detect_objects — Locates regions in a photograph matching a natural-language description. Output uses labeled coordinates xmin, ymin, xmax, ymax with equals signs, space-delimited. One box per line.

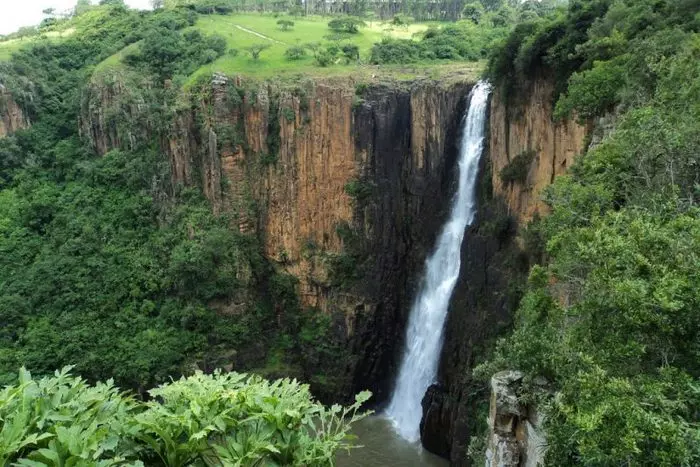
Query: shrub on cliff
xmin=499 ymin=149 xmax=536 ymax=184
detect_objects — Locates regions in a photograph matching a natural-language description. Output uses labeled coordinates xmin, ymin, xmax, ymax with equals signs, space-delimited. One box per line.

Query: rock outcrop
xmin=0 ymin=86 xmax=30 ymax=137
xmin=489 ymin=79 xmax=589 ymax=223
xmin=80 ymin=70 xmax=473 ymax=403
xmin=485 ymin=371 xmax=546 ymax=467
xmin=421 ymin=77 xmax=590 ymax=465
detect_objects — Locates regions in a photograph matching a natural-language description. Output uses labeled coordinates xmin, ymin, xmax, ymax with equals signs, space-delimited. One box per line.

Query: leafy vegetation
xmin=479 ymin=0 xmax=700 ymax=465
xmin=0 ymin=3 xmax=363 ymax=396
xmin=245 ymin=43 xmax=271 ymax=60
xmin=327 ymin=17 xmax=366 ymax=34
xmin=499 ymin=149 xmax=536 ymax=184
xmin=277 ymin=19 xmax=295 ymax=31
xmin=0 ymin=367 xmax=371 ymax=465
xmin=124 ymin=28 xmax=226 ymax=80
xmin=370 ymin=1 xmax=559 ymax=65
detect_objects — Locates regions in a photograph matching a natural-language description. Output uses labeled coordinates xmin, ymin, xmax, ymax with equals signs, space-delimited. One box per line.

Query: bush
xmin=370 ymin=38 xmax=422 ymax=64
xmin=284 ymin=45 xmax=306 ymax=60
xmin=277 ymin=19 xmax=294 ymax=30
xmin=327 ymin=17 xmax=366 ymax=34
xmin=0 ymin=367 xmax=372 ymax=465
xmin=245 ymin=43 xmax=271 ymax=60
xmin=554 ymin=57 xmax=627 ymax=121
xmin=499 ymin=149 xmax=536 ymax=184
xmin=341 ymin=44 xmax=360 ymax=63
xmin=344 ymin=178 xmax=373 ymax=202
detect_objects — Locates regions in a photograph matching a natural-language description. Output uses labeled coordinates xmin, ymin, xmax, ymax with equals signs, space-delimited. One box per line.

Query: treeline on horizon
xmin=1 ymin=0 xmax=568 ymax=42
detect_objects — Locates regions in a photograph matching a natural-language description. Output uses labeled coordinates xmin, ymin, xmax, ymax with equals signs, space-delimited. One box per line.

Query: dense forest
xmin=0 ymin=0 xmax=699 ymax=465
xmin=477 ymin=0 xmax=700 ymax=465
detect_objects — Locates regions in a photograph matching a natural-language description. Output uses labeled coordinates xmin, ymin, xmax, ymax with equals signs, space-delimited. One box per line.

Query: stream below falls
xmin=336 ymin=416 xmax=448 ymax=466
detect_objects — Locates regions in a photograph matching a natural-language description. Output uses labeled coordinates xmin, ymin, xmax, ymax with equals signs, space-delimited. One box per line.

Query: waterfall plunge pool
xmin=336 ymin=416 xmax=448 ymax=467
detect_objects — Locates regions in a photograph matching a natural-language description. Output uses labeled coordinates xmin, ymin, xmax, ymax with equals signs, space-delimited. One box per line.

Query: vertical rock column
xmin=486 ymin=371 xmax=547 ymax=467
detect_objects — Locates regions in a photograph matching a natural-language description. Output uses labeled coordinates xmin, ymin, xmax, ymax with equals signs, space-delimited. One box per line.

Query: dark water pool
xmin=336 ymin=416 xmax=448 ymax=467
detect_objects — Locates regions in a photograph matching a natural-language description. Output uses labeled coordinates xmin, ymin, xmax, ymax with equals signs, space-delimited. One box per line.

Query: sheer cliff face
xmin=489 ymin=79 xmax=588 ymax=222
xmin=81 ymin=72 xmax=472 ymax=402
xmin=0 ymin=88 xmax=30 ymax=137
xmin=422 ymin=78 xmax=589 ymax=466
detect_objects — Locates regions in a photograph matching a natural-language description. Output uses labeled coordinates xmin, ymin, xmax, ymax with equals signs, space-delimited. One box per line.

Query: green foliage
xmin=554 ymin=55 xmax=627 ymax=121
xmin=284 ymin=45 xmax=306 ymax=61
xmin=0 ymin=367 xmax=139 ymax=465
xmin=341 ymin=44 xmax=360 ymax=63
xmin=124 ymin=28 xmax=227 ymax=80
xmin=327 ymin=17 xmax=366 ymax=34
xmin=245 ymin=43 xmax=271 ymax=60
xmin=0 ymin=367 xmax=372 ymax=465
xmin=499 ymin=149 xmax=536 ymax=183
xmin=463 ymin=2 xmax=485 ymax=24
xmin=276 ymin=19 xmax=294 ymax=31
xmin=281 ymin=106 xmax=295 ymax=122
xmin=390 ymin=14 xmax=412 ymax=27
xmin=344 ymin=178 xmax=373 ymax=203
xmin=370 ymin=21 xmax=509 ymax=64
xmin=480 ymin=8 xmax=700 ymax=464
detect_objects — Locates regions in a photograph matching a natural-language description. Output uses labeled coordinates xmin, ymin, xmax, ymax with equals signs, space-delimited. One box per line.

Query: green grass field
xmin=0 ymin=29 xmax=76 ymax=61
xmin=187 ymin=14 xmax=440 ymax=80
xmin=92 ymin=13 xmax=456 ymax=82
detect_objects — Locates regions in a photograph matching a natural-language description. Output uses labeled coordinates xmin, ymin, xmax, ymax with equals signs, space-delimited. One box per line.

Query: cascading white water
xmin=385 ymin=81 xmax=491 ymax=442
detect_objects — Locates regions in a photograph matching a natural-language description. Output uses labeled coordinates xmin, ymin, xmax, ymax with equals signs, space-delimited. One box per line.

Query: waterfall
xmin=385 ymin=81 xmax=491 ymax=442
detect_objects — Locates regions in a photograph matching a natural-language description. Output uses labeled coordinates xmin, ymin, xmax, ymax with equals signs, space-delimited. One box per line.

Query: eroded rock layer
xmin=81 ymin=71 xmax=473 ymax=404
xmin=0 ymin=86 xmax=30 ymax=137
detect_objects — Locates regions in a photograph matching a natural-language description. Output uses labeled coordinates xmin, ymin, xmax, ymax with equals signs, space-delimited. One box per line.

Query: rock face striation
xmin=485 ymin=371 xmax=546 ymax=467
xmin=421 ymin=77 xmax=590 ymax=465
xmin=81 ymin=71 xmax=590 ymax=465
xmin=0 ymin=86 xmax=30 ymax=137
xmin=489 ymin=79 xmax=588 ymax=223
xmin=80 ymin=71 xmax=471 ymax=403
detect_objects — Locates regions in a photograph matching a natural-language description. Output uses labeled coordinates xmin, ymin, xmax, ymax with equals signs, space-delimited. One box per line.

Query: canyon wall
xmin=81 ymin=71 xmax=590 ymax=465
xmin=489 ymin=79 xmax=589 ymax=223
xmin=80 ymin=70 xmax=472 ymax=403
xmin=421 ymin=78 xmax=589 ymax=465
xmin=0 ymin=86 xmax=30 ymax=137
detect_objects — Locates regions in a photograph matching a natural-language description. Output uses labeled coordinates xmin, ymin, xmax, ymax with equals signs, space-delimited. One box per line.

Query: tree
xmin=288 ymin=5 xmax=304 ymax=17
xmin=277 ymin=19 xmax=295 ymax=31
xmin=463 ymin=2 xmax=485 ymax=23
xmin=284 ymin=45 xmax=306 ymax=60
xmin=341 ymin=44 xmax=360 ymax=63
xmin=390 ymin=14 xmax=412 ymax=28
xmin=328 ymin=17 xmax=366 ymax=34
xmin=245 ymin=43 xmax=271 ymax=60
xmin=74 ymin=0 xmax=92 ymax=15
xmin=151 ymin=0 xmax=165 ymax=8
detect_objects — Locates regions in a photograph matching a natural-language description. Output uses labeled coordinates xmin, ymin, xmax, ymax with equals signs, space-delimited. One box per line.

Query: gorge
xmin=1 ymin=67 xmax=587 ymax=465
xmin=76 ymin=70 xmax=589 ymax=465
xmin=3 ymin=1 xmax=698 ymax=464
xmin=386 ymin=81 xmax=490 ymax=443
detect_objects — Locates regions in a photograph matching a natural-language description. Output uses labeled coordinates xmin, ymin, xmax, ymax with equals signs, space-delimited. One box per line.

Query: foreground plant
xmin=0 ymin=367 xmax=372 ymax=466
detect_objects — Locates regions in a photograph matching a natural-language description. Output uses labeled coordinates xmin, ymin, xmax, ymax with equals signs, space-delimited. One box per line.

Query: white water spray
xmin=385 ymin=81 xmax=491 ymax=442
